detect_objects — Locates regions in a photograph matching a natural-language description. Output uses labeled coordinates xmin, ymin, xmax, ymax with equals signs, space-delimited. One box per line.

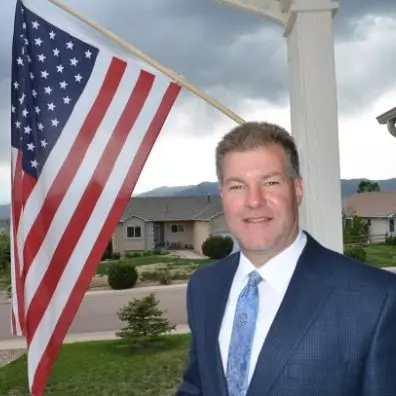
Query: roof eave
xmin=119 ymin=214 xmax=150 ymax=223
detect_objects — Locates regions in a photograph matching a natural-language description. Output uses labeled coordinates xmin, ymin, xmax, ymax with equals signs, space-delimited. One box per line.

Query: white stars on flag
xmin=11 ymin=3 xmax=97 ymax=178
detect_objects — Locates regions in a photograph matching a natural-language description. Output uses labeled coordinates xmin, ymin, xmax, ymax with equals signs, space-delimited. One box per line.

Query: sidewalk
xmin=84 ymin=282 xmax=187 ymax=297
xmin=0 ymin=282 xmax=187 ymax=305
xmin=0 ymin=324 xmax=190 ymax=351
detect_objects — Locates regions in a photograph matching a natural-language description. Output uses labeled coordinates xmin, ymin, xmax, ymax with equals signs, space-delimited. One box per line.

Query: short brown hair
xmin=215 ymin=121 xmax=300 ymax=183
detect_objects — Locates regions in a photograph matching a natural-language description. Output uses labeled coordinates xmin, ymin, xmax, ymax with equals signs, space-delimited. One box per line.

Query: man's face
xmin=219 ymin=145 xmax=303 ymax=262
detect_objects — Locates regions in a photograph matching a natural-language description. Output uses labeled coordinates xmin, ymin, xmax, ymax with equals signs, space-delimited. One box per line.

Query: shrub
xmin=0 ymin=235 xmax=11 ymax=271
xmin=159 ymin=269 xmax=172 ymax=285
xmin=172 ymin=271 xmax=190 ymax=280
xmin=107 ymin=260 xmax=138 ymax=290
xmin=111 ymin=252 xmax=121 ymax=260
xmin=202 ymin=235 xmax=234 ymax=259
xmin=116 ymin=293 xmax=176 ymax=346
xmin=140 ymin=271 xmax=160 ymax=282
xmin=344 ymin=244 xmax=367 ymax=262
xmin=125 ymin=252 xmax=138 ymax=258
xmin=101 ymin=239 xmax=113 ymax=261
xmin=385 ymin=233 xmax=396 ymax=245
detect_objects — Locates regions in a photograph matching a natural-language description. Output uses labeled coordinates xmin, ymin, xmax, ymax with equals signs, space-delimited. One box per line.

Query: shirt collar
xmin=236 ymin=229 xmax=307 ymax=294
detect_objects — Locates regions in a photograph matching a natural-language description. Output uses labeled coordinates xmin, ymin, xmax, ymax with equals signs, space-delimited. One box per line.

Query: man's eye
xmin=229 ymin=185 xmax=243 ymax=190
xmin=265 ymin=180 xmax=280 ymax=186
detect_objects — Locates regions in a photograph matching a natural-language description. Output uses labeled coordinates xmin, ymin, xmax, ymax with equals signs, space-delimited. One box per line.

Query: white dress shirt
xmin=218 ymin=230 xmax=307 ymax=385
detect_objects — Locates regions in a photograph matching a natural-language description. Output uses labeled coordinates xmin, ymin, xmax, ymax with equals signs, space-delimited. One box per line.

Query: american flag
xmin=10 ymin=0 xmax=181 ymax=394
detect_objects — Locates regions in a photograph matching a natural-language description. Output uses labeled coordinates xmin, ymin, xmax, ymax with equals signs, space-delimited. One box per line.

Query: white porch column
xmin=214 ymin=0 xmax=343 ymax=252
xmin=285 ymin=0 xmax=343 ymax=252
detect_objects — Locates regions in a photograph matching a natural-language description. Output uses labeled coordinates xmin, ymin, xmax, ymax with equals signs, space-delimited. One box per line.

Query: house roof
xmin=120 ymin=195 xmax=223 ymax=222
xmin=343 ymin=192 xmax=396 ymax=218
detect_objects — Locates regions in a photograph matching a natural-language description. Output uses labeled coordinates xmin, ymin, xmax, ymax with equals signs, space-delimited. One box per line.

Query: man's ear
xmin=293 ymin=176 xmax=303 ymax=206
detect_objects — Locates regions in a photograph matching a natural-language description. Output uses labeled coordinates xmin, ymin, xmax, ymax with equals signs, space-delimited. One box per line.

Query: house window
xmin=171 ymin=224 xmax=184 ymax=233
xmin=126 ymin=226 xmax=142 ymax=238
xmin=367 ymin=219 xmax=371 ymax=227
xmin=390 ymin=219 xmax=394 ymax=233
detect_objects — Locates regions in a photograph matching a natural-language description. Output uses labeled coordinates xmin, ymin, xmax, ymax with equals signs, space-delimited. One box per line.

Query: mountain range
xmin=1 ymin=178 xmax=395 ymax=219
xmin=137 ymin=178 xmax=396 ymax=199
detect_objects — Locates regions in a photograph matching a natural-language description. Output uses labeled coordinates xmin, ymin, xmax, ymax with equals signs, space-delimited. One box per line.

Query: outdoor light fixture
xmin=376 ymin=107 xmax=396 ymax=138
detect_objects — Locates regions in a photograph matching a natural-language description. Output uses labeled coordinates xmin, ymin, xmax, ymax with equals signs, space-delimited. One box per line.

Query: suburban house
xmin=112 ymin=195 xmax=239 ymax=255
xmin=343 ymin=192 xmax=396 ymax=242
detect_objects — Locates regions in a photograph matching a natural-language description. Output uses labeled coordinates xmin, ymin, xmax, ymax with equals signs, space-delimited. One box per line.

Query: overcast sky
xmin=0 ymin=0 xmax=396 ymax=204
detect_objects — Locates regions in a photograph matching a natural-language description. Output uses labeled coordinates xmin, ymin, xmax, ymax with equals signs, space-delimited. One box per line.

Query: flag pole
xmin=48 ymin=0 xmax=245 ymax=125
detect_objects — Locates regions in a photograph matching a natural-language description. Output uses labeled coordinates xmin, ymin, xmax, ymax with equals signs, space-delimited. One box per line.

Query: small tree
xmin=357 ymin=180 xmax=380 ymax=193
xmin=343 ymin=213 xmax=368 ymax=244
xmin=116 ymin=293 xmax=176 ymax=347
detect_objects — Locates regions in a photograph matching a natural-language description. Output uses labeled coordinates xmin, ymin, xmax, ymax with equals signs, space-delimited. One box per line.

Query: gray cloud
xmin=333 ymin=0 xmax=396 ymax=38
xmin=61 ymin=0 xmax=286 ymax=105
xmin=0 ymin=0 xmax=395 ymax=168
xmin=57 ymin=0 xmax=396 ymax=111
xmin=1 ymin=0 xmax=395 ymax=107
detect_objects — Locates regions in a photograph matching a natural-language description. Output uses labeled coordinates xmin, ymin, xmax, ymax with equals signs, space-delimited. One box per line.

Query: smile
xmin=244 ymin=217 xmax=272 ymax=223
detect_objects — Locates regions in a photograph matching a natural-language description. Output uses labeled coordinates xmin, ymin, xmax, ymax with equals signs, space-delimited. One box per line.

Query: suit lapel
xmin=204 ymin=253 xmax=239 ymax=396
xmin=247 ymin=235 xmax=334 ymax=396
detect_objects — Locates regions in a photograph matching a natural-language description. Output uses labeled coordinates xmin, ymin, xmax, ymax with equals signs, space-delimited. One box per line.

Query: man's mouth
xmin=244 ymin=217 xmax=272 ymax=223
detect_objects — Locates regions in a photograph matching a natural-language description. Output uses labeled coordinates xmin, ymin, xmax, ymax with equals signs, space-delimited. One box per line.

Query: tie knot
xmin=248 ymin=271 xmax=262 ymax=287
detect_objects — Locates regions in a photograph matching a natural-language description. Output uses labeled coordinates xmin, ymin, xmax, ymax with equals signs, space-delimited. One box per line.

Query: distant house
xmin=343 ymin=192 xmax=396 ymax=242
xmin=112 ymin=195 xmax=239 ymax=255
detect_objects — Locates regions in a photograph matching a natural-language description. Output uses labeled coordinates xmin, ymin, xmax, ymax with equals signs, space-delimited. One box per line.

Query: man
xmin=176 ymin=121 xmax=396 ymax=396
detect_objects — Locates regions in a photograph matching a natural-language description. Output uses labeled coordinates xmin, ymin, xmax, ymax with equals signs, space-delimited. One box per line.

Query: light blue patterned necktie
xmin=226 ymin=270 xmax=262 ymax=396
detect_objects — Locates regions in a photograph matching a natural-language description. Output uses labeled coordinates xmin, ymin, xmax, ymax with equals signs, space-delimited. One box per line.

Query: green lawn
xmin=364 ymin=243 xmax=396 ymax=268
xmin=96 ymin=256 xmax=210 ymax=276
xmin=0 ymin=334 xmax=191 ymax=396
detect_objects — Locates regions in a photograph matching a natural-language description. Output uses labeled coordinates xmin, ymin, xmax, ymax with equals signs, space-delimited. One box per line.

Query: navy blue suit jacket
xmin=176 ymin=233 xmax=396 ymax=395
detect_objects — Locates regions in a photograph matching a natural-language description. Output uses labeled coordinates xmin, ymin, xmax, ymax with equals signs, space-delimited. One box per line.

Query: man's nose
xmin=246 ymin=185 xmax=266 ymax=208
